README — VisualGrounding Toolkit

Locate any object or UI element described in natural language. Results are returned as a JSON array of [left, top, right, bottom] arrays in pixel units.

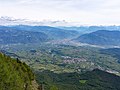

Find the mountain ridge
[[0, 25, 79, 41]]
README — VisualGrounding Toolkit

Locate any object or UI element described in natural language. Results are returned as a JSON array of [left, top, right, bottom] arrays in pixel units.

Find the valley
[[0, 25, 120, 90]]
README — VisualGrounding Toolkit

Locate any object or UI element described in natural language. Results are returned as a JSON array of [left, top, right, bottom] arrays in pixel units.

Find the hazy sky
[[0, 0, 120, 25]]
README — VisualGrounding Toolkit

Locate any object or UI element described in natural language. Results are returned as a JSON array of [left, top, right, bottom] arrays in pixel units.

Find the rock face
[[0, 52, 39, 90]]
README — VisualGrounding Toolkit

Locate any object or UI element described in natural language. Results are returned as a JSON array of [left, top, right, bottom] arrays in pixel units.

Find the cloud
[[0, 0, 120, 25]]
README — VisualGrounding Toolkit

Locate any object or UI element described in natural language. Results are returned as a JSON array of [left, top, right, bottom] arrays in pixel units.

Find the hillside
[[0, 52, 38, 90], [0, 27, 48, 44], [35, 69, 120, 90], [0, 25, 79, 40], [100, 48, 120, 63], [74, 30, 120, 46]]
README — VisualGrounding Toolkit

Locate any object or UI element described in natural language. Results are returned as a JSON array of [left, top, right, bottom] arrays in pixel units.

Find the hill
[[100, 48, 120, 63], [0, 52, 38, 90], [74, 30, 120, 46], [0, 27, 48, 44], [35, 69, 120, 90]]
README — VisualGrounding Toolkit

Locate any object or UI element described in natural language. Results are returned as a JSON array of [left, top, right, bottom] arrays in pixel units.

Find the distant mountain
[[1, 25, 79, 40], [74, 30, 120, 46], [35, 69, 120, 90], [0, 52, 39, 90], [59, 26, 120, 34], [0, 26, 48, 44]]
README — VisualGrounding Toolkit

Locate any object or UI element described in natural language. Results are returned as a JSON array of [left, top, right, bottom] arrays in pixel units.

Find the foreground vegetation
[[0, 52, 35, 90]]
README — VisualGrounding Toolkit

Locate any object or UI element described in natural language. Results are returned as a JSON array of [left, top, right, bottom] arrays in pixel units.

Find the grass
[[79, 80, 87, 84]]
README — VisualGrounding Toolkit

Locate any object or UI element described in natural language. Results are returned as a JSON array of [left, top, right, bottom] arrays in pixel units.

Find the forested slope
[[0, 52, 38, 90]]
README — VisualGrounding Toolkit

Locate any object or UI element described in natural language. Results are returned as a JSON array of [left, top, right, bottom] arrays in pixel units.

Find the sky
[[0, 0, 120, 25]]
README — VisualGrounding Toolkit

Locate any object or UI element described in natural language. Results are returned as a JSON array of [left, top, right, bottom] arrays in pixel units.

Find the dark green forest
[[35, 69, 120, 90]]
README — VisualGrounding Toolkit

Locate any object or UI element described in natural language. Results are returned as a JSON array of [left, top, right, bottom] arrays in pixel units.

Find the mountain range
[[0, 25, 79, 44], [59, 26, 120, 34], [10, 25, 79, 39]]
